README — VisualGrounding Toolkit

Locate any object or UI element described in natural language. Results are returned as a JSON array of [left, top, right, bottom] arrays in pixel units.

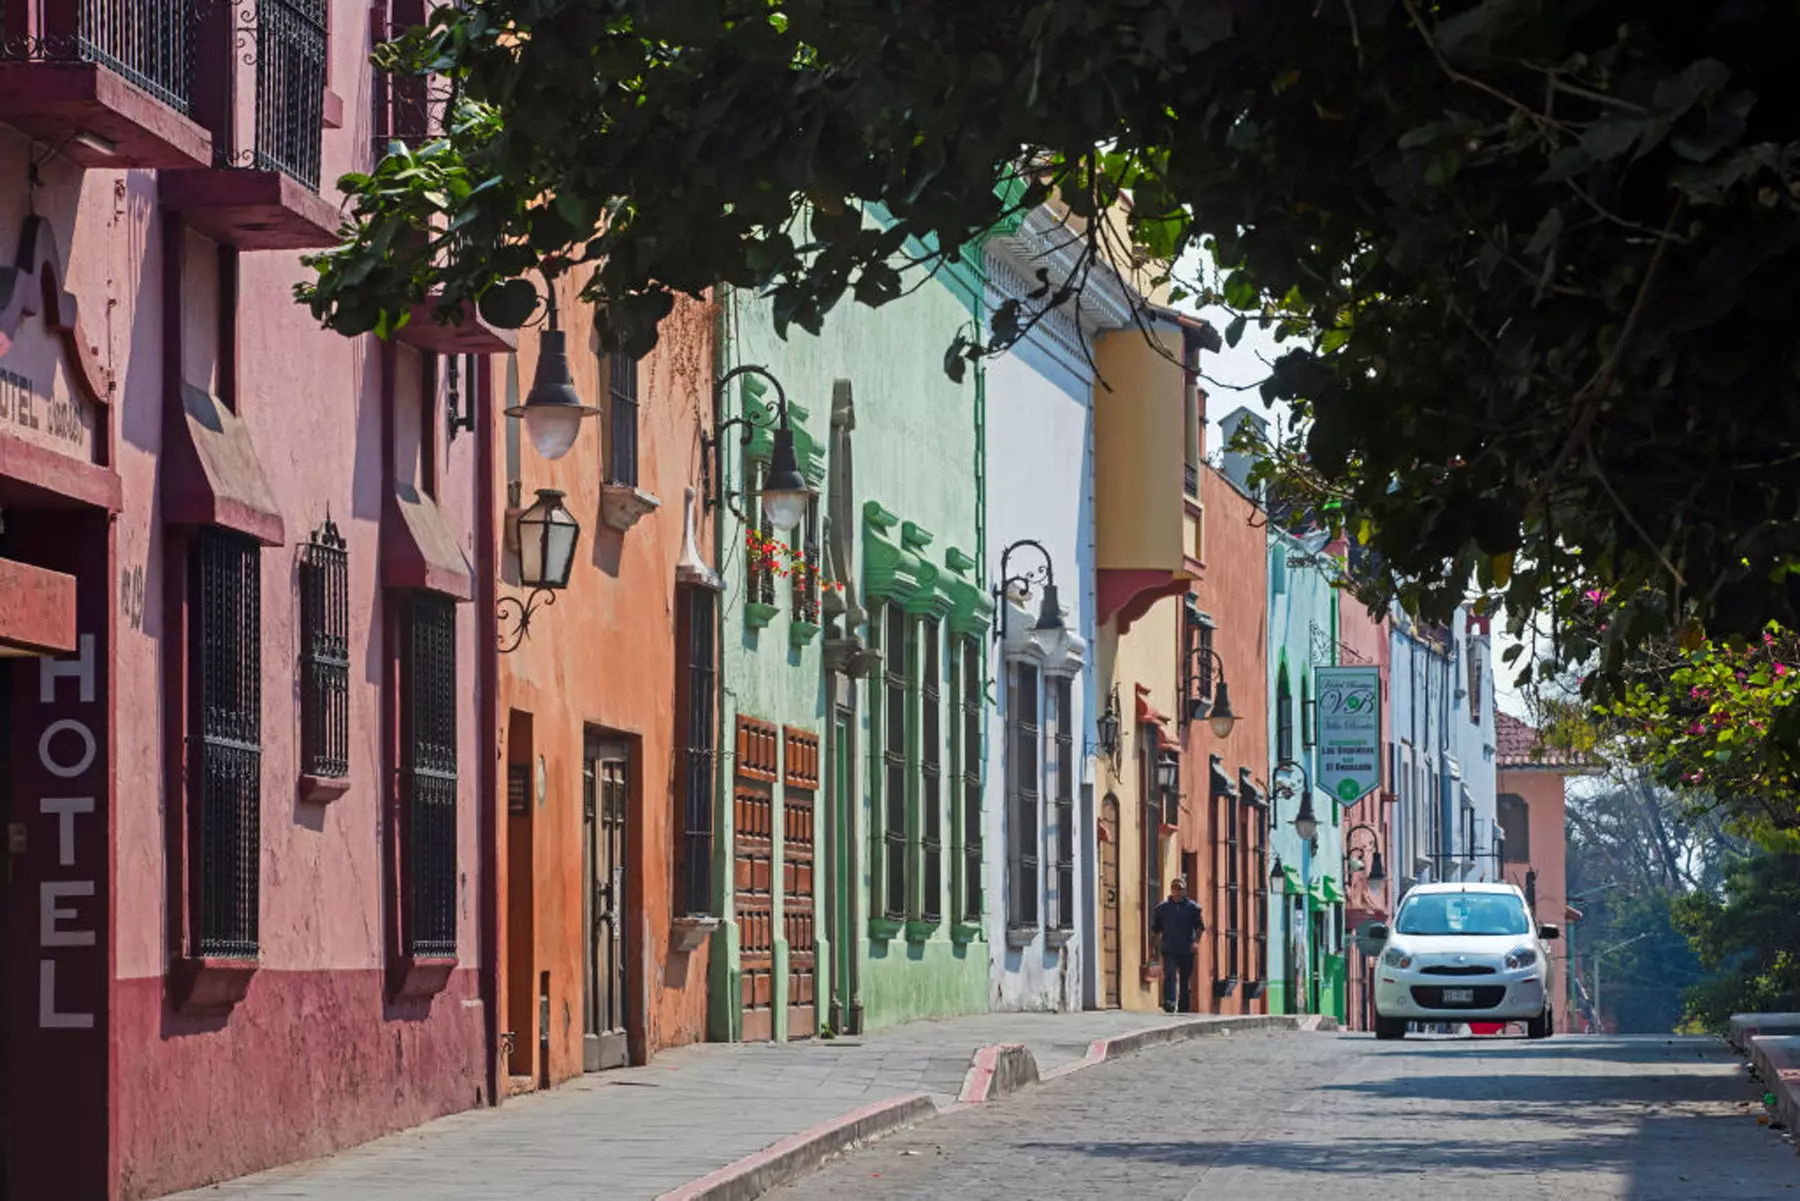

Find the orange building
[[492, 283, 719, 1090], [1495, 712, 1580, 1030]]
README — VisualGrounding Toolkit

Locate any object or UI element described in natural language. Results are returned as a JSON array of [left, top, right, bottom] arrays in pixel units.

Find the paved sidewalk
[[169, 1010, 1287, 1200]]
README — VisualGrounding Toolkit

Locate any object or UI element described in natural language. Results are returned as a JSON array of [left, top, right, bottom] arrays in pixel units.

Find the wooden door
[[735, 717, 777, 1041], [783, 728, 819, 1038], [504, 748, 535, 1082], [1101, 793, 1121, 1009], [583, 735, 629, 1070]]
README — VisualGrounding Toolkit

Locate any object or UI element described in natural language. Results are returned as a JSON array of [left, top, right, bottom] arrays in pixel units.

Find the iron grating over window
[[921, 619, 942, 922], [70, 0, 196, 113], [252, 0, 326, 190], [880, 604, 907, 921], [1051, 676, 1075, 931], [608, 354, 640, 486], [1006, 661, 1040, 927], [402, 593, 458, 959], [792, 498, 821, 627], [677, 587, 717, 917], [191, 527, 263, 959], [960, 636, 982, 923], [299, 516, 349, 778]]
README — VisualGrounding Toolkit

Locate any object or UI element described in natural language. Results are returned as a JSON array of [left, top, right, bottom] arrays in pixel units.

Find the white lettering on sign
[[38, 633, 97, 1030]]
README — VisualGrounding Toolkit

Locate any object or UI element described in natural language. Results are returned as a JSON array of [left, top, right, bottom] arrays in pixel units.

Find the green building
[[709, 244, 991, 1040]]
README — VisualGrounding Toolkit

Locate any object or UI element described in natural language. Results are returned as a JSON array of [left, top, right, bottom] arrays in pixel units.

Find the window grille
[[607, 354, 639, 486], [1006, 661, 1040, 927], [960, 636, 982, 922], [1276, 666, 1294, 762], [57, 0, 197, 114], [920, 619, 942, 921], [252, 0, 327, 190], [299, 516, 349, 779], [1468, 642, 1484, 723], [1226, 776, 1241, 981], [402, 594, 458, 958], [1051, 676, 1075, 930], [191, 528, 262, 959], [792, 498, 821, 627], [879, 605, 907, 920], [677, 587, 717, 916], [748, 466, 776, 608]]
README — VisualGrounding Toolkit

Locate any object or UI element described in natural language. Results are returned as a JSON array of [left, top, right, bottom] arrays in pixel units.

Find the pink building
[[1495, 713, 1581, 1031], [0, 3, 510, 1195]]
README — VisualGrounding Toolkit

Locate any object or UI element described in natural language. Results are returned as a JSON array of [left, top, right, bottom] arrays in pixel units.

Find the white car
[[1369, 882, 1558, 1041]]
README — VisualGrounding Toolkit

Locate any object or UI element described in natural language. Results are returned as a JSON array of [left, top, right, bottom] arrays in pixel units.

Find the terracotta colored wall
[[1500, 769, 1570, 1023], [494, 275, 716, 1089], [1183, 466, 1269, 1015]]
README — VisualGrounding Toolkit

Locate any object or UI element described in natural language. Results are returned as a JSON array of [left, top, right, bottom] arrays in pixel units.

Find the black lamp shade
[[1033, 582, 1066, 634], [1269, 855, 1285, 888], [1293, 794, 1319, 842], [1367, 849, 1388, 888], [517, 488, 580, 589], [761, 425, 812, 531], [505, 329, 599, 460], [1207, 679, 1238, 739]]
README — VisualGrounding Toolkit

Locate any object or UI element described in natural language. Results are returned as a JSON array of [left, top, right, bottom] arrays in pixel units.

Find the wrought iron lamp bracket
[[496, 587, 557, 654], [703, 364, 792, 526], [993, 538, 1055, 644]]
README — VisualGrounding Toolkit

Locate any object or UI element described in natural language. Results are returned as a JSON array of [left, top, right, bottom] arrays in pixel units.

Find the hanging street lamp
[[505, 296, 601, 460], [703, 364, 816, 532], [498, 487, 580, 651]]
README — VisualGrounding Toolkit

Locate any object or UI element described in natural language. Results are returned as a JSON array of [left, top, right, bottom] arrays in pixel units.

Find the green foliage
[[298, 0, 1800, 695], [1581, 890, 1707, 1035], [1673, 845, 1800, 1032]]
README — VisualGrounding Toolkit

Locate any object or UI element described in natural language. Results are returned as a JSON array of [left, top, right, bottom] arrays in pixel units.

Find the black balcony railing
[[1, 0, 196, 115], [250, 0, 325, 189]]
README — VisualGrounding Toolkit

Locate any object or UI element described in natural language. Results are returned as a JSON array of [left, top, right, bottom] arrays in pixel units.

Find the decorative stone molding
[[868, 915, 905, 942], [789, 620, 821, 649], [745, 601, 779, 631], [1045, 926, 1075, 948], [904, 918, 942, 943], [674, 487, 724, 590], [600, 482, 660, 533], [950, 920, 983, 946], [1005, 923, 1038, 949]]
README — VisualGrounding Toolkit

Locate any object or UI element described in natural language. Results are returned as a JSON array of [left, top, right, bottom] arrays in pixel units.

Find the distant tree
[[1673, 844, 1800, 1032]]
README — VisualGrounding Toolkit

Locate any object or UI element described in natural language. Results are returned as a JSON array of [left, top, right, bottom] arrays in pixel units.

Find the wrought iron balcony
[[0, 0, 212, 167]]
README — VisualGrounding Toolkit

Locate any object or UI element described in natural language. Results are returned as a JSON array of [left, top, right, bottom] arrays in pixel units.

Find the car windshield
[[1395, 893, 1530, 937]]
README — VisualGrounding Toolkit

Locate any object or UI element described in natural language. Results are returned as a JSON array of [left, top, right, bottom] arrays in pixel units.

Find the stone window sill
[[789, 620, 821, 649], [950, 920, 983, 945], [745, 601, 780, 631], [600, 483, 661, 533], [297, 772, 351, 804], [171, 956, 257, 1014], [868, 915, 905, 942], [1045, 926, 1075, 948], [1005, 923, 1039, 949], [905, 918, 942, 943], [388, 955, 456, 1002]]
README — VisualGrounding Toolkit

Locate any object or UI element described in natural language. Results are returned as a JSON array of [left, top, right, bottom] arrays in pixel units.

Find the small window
[[401, 594, 458, 958], [792, 498, 821, 627], [1276, 665, 1294, 763], [1497, 793, 1531, 863], [878, 604, 908, 921], [921, 619, 943, 922], [1050, 677, 1075, 931], [299, 517, 349, 779], [959, 636, 983, 923], [191, 528, 263, 959], [676, 586, 717, 916], [607, 354, 640, 486]]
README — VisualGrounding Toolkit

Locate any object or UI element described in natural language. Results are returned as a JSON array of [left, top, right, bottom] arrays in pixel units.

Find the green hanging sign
[[1315, 665, 1382, 802]]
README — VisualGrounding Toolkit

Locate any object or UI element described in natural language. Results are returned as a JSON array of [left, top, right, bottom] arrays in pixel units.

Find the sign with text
[[0, 215, 107, 466], [1315, 665, 1381, 803]]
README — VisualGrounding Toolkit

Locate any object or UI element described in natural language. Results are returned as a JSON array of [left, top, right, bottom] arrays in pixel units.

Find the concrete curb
[[656, 1093, 936, 1201], [955, 1041, 1039, 1105], [1747, 1035, 1800, 1135], [1038, 1014, 1315, 1083], [1731, 1013, 1800, 1051]]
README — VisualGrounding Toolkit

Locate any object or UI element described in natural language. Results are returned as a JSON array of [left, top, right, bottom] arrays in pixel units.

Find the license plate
[[1443, 988, 1475, 1004]]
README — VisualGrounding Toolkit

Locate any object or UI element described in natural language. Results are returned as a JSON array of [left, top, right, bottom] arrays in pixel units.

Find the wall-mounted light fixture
[[1273, 756, 1319, 842], [1269, 853, 1286, 889], [1187, 643, 1238, 740], [993, 538, 1064, 648], [1096, 685, 1122, 775], [703, 364, 814, 531], [498, 488, 580, 652], [1344, 822, 1387, 889], [504, 298, 599, 460]]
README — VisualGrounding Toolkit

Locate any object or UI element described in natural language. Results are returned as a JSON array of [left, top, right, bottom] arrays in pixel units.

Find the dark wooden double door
[[583, 733, 629, 1071], [735, 718, 817, 1041]]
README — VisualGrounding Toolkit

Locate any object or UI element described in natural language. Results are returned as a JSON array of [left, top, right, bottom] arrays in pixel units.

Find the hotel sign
[[0, 214, 108, 466], [1315, 665, 1381, 802]]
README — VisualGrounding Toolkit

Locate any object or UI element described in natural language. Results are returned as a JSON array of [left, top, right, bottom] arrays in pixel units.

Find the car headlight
[[1505, 946, 1539, 970], [1381, 948, 1412, 969]]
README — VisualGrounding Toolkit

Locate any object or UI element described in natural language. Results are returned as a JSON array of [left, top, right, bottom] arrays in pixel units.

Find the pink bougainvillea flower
[[1779, 664, 1790, 676]]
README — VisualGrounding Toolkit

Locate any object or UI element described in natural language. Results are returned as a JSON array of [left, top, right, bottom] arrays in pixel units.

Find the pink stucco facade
[[1499, 768, 1571, 1028], [0, 4, 497, 1196]]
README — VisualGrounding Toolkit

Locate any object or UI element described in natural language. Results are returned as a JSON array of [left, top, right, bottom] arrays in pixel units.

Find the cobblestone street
[[771, 1032, 1800, 1201]]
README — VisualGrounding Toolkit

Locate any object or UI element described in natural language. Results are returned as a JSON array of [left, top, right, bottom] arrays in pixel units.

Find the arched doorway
[[1100, 793, 1121, 1008]]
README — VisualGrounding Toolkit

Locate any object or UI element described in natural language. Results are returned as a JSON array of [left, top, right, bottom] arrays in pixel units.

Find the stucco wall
[[981, 277, 1096, 1014], [1093, 327, 1185, 573], [1500, 769, 1570, 1024], [1451, 614, 1499, 879], [1183, 467, 1271, 1015], [494, 277, 716, 1088]]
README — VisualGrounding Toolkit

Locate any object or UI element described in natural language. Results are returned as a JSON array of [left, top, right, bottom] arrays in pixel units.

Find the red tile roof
[[1495, 711, 1591, 770]]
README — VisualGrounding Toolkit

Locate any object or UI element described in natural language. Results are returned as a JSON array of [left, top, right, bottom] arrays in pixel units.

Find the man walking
[[1151, 876, 1205, 1013]]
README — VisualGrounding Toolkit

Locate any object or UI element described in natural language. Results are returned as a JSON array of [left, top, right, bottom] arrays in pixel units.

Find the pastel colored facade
[[1091, 312, 1193, 1012], [1388, 613, 1455, 893], [1182, 462, 1271, 1015], [1496, 713, 1579, 1028], [0, 3, 497, 1194], [714, 232, 989, 1039], [1449, 612, 1500, 881], [982, 210, 1117, 1012], [492, 279, 718, 1090], [1336, 595, 1392, 1032], [1264, 525, 1347, 1020]]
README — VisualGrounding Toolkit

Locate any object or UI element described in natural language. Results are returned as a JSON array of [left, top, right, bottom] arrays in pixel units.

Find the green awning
[[1281, 865, 1305, 895], [1320, 875, 1346, 904]]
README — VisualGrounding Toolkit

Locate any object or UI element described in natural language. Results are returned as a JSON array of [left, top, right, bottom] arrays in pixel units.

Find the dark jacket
[[1150, 896, 1205, 957]]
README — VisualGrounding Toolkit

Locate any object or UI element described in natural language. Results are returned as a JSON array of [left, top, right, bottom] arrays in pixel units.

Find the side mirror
[[1367, 922, 1390, 942], [1537, 924, 1561, 941]]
